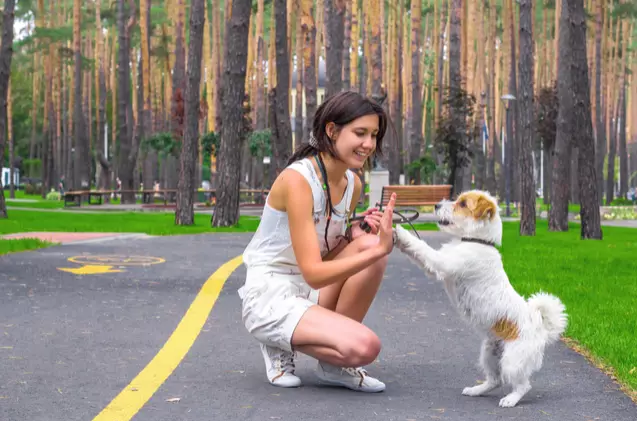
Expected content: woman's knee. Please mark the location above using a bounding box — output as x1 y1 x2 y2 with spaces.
359 234 389 269
341 329 382 367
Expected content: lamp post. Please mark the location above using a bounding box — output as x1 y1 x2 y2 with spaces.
501 94 516 217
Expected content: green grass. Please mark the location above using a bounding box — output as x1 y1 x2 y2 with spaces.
0 238 55 255
498 220 637 395
0 210 261 236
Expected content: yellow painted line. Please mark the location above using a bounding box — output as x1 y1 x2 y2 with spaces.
92 255 244 421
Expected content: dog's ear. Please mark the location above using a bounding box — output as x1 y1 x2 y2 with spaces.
474 196 497 220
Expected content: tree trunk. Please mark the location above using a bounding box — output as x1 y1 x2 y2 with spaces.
294 0 304 146
176 0 205 225
0 0 15 218
117 0 138 204
302 0 317 142
324 0 345 98
486 0 497 194
449 0 463 195
594 0 605 204
606 105 617 205
8 82 14 198
342 0 351 91
140 0 154 195
272 0 293 173
560 0 601 239
212 0 251 227
507 0 520 204
618 81 628 198
543 142 553 204
409 0 422 184
74 0 90 189
549 0 573 231
518 0 536 235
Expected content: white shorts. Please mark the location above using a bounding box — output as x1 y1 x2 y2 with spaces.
238 265 319 353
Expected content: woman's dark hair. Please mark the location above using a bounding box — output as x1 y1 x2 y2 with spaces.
286 90 389 253
286 90 388 166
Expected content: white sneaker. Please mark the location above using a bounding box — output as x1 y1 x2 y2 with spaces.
260 343 302 388
315 361 386 392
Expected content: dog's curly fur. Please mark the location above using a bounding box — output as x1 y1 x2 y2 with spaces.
394 190 568 408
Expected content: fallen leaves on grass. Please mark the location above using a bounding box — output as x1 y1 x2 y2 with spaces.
562 337 637 404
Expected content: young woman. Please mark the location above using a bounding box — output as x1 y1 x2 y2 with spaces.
238 91 397 393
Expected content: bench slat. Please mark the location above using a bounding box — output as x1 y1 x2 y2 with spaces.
377 184 452 208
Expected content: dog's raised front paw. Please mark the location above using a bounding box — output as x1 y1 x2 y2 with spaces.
394 225 413 249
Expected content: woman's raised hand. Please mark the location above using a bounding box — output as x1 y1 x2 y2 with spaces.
377 193 396 255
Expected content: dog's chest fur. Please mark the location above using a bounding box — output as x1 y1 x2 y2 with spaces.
437 243 511 329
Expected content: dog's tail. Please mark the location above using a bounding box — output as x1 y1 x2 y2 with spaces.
527 291 568 344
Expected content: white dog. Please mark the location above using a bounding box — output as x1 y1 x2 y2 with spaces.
394 190 567 408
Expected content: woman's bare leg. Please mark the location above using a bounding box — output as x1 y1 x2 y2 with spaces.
291 233 388 366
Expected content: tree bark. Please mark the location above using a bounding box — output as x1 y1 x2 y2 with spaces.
301 0 317 142
0 0 15 219
294 0 304 146
74 0 90 189
8 82 14 198
518 0 536 235
342 0 351 91
618 82 628 198
325 0 345 98
594 0 605 204
212 0 251 227
176 0 205 225
449 0 463 195
549 0 572 231
606 103 617 205
409 0 423 184
116 0 139 204
272 0 293 173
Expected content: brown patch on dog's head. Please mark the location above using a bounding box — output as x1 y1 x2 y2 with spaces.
454 191 497 221
491 318 520 341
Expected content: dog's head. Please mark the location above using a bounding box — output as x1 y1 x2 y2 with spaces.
434 190 502 245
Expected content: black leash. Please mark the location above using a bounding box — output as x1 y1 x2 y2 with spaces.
350 208 422 240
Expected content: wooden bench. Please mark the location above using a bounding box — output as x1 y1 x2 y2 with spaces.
376 184 453 210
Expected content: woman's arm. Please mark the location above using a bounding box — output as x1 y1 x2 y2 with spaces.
282 169 395 289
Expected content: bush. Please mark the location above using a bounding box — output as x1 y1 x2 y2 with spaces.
45 189 61 201
610 198 633 206
24 183 42 195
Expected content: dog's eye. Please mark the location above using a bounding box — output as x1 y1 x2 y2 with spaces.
459 200 466 208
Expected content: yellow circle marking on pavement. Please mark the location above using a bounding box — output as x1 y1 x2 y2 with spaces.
68 255 166 266
91 255 244 421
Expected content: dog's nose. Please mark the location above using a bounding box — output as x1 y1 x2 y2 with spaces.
434 203 441 211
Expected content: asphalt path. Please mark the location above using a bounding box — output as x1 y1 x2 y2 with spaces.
1 232 635 421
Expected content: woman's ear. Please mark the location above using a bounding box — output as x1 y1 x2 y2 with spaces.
325 122 336 140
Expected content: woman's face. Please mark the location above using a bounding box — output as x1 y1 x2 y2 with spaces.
328 113 379 169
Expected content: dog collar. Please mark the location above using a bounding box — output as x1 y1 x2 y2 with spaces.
461 237 497 248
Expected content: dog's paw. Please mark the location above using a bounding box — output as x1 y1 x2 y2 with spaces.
462 385 485 397
394 225 412 248
498 394 521 408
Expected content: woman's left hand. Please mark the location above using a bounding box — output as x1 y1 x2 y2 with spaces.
350 207 384 238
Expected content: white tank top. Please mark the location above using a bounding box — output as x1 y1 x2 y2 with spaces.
242 157 356 270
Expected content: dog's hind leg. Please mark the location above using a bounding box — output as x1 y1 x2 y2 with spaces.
498 344 534 407
462 338 502 397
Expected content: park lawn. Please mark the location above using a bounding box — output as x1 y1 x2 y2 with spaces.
0 238 55 255
498 221 635 396
0 209 261 236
